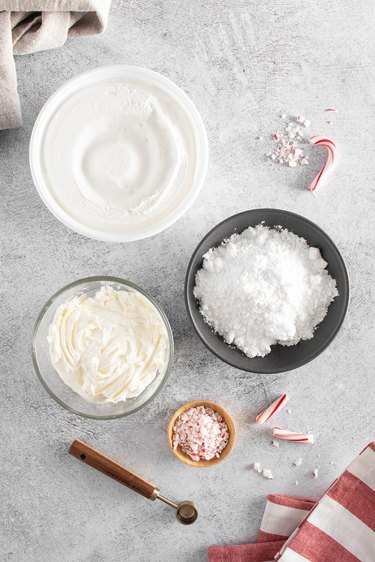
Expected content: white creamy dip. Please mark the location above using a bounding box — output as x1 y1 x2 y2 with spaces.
47 286 169 403
38 71 200 237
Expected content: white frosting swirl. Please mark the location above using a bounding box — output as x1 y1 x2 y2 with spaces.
47 286 169 403
39 79 194 233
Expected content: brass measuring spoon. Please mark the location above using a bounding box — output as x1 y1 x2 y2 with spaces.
69 440 198 525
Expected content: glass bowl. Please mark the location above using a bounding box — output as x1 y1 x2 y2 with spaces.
32 276 174 419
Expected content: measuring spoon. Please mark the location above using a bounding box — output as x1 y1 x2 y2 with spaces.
69 440 198 525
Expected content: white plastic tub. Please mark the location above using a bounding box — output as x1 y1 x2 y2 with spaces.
29 65 209 242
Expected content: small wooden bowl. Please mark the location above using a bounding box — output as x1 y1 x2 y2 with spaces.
167 400 236 468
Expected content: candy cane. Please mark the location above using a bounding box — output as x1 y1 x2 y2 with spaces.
272 426 314 444
255 393 290 425
308 136 337 193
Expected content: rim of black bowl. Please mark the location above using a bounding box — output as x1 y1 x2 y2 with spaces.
185 209 350 374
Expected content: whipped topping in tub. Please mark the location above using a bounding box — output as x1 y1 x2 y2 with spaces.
47 286 169 403
37 71 199 236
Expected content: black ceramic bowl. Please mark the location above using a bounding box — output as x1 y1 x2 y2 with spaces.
185 209 349 374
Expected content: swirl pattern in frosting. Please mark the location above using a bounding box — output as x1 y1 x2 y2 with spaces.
48 286 169 403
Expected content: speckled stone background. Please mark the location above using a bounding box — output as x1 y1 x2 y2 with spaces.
1 1 375 561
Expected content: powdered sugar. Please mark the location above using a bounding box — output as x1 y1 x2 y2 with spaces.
172 405 229 461
194 225 338 358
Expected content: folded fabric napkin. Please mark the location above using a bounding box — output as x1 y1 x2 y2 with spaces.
209 442 375 562
0 0 111 130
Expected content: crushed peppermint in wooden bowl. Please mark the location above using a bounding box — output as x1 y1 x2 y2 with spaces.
167 400 236 467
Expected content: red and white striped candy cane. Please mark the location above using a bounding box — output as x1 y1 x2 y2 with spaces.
272 426 314 444
308 136 337 193
255 393 290 425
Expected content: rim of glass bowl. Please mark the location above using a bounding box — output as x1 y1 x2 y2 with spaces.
31 276 175 420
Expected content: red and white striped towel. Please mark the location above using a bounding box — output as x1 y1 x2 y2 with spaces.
209 442 375 562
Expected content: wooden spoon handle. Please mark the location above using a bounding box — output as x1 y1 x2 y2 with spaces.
69 439 159 500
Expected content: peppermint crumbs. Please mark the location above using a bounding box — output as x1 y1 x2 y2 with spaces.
252 462 274 480
265 112 338 193
172 405 229 461
267 114 310 167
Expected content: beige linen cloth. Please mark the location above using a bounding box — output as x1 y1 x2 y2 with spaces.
0 0 111 130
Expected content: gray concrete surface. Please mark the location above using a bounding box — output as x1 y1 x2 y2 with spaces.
1 1 375 560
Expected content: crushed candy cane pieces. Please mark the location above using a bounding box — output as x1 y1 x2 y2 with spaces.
263 468 274 480
266 113 339 182
271 440 280 448
308 136 337 193
255 393 290 425
273 427 314 444
172 405 229 462
293 457 303 467
253 463 274 480
312 467 319 478
266 115 308 166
